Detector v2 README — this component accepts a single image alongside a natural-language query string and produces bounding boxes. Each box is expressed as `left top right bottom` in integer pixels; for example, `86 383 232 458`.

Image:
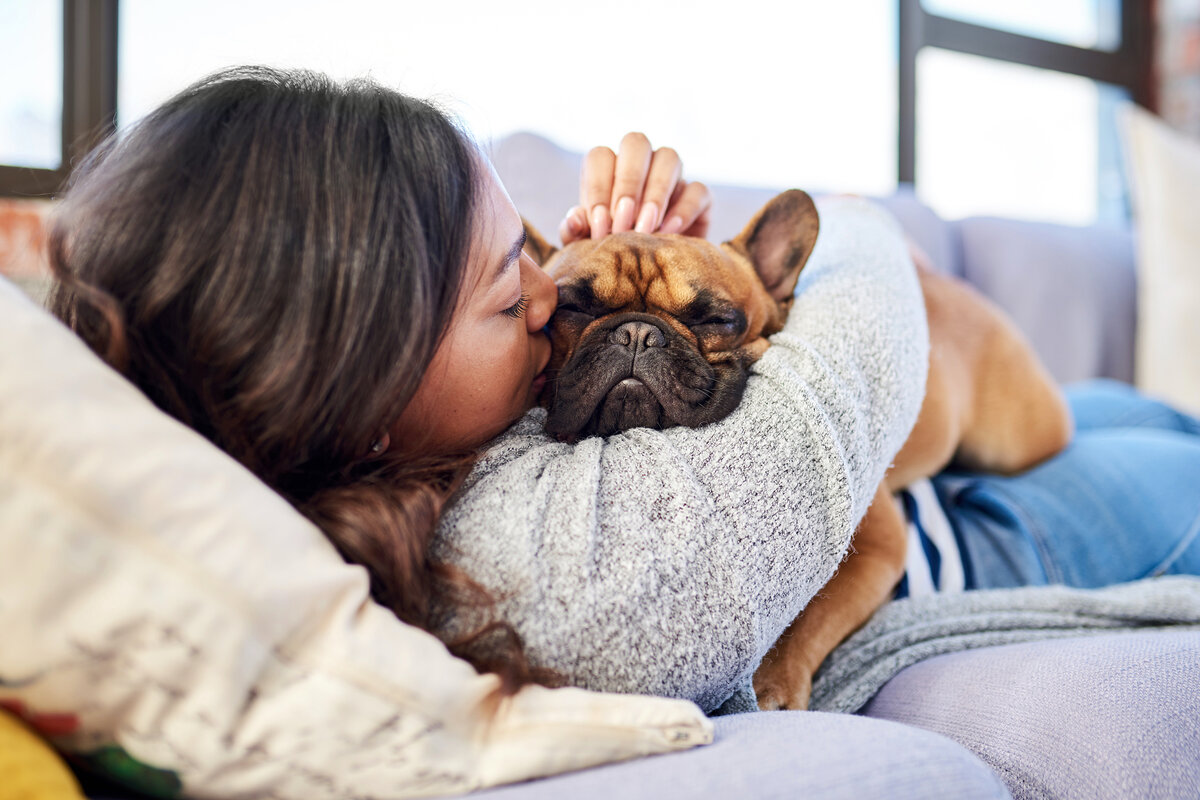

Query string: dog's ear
521 217 559 267
726 190 819 302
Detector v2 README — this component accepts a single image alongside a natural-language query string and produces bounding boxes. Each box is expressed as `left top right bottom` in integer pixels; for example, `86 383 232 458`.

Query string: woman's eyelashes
502 292 530 319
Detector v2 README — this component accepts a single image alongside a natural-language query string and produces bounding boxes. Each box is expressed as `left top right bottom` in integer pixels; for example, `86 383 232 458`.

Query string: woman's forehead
464 162 523 294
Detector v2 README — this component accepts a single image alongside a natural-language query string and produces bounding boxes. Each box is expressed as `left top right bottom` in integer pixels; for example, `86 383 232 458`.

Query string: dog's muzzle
543 312 749 441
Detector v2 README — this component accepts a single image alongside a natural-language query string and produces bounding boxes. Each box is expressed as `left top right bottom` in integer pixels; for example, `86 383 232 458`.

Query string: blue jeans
933 379 1200 590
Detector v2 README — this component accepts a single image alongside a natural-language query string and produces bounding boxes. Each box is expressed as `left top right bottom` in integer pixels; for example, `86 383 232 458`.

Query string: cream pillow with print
1121 104 1200 415
0 276 711 799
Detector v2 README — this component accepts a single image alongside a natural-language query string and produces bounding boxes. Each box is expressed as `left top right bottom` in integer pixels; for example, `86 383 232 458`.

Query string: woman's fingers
635 147 682 234
559 204 590 245
609 132 654 233
581 146 616 238
577 134 709 240
660 180 712 238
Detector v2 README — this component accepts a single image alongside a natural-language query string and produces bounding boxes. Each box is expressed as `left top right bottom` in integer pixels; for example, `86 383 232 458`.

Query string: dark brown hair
48 66 549 691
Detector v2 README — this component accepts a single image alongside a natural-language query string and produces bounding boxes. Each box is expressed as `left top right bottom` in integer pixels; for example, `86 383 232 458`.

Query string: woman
48 66 1200 719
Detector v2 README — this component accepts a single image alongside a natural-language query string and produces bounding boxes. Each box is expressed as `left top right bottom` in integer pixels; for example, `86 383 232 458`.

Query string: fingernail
564 213 582 234
660 215 683 235
590 204 611 238
635 201 660 234
612 196 635 233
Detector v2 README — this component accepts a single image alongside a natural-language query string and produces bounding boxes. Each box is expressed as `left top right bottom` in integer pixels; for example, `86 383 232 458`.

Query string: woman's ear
521 218 559 267
725 190 820 302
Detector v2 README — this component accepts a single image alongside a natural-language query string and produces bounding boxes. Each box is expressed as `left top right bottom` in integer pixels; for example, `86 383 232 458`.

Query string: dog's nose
608 320 667 351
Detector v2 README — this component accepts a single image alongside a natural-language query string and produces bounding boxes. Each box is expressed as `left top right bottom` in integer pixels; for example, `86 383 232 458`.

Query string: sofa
475 133 1198 799
6 131 1198 800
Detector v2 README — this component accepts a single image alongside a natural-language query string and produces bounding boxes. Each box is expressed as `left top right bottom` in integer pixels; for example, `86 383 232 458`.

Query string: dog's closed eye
691 312 747 337
556 302 594 318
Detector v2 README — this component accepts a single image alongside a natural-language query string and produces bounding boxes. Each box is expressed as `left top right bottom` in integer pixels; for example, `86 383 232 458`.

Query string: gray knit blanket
714 576 1200 715
433 197 1200 715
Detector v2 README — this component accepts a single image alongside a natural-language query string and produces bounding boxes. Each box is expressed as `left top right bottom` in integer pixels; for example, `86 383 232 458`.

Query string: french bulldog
523 191 1073 710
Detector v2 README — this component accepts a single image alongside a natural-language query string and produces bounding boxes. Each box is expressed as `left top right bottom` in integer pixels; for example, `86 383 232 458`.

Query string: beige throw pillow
0 276 711 799
1120 103 1200 415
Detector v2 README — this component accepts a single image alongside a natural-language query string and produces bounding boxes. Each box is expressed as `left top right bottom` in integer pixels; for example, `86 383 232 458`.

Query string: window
921 0 1122 51
0 1 63 170
117 0 898 197
900 0 1153 224
916 49 1129 224
0 0 117 198
3 1 1156 225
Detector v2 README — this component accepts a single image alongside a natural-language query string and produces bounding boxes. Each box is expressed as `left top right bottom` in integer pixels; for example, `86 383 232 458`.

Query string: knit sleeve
432 197 929 712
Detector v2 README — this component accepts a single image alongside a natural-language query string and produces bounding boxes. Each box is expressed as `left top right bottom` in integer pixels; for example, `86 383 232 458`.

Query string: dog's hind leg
753 484 908 710
954 319 1074 475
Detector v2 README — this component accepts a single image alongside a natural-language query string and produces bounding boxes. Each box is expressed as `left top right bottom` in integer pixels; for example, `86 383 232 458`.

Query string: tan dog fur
525 192 1074 711
752 248 1073 710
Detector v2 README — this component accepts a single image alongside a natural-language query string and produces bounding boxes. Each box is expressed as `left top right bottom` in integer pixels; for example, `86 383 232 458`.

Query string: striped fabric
893 479 966 599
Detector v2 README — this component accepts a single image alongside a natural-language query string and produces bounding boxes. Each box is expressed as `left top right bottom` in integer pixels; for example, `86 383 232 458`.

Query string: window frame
897 0 1157 184
0 1 1158 198
0 0 117 197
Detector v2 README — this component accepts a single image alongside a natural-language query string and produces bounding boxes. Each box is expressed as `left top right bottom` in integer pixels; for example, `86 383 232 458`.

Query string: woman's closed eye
502 292 530 319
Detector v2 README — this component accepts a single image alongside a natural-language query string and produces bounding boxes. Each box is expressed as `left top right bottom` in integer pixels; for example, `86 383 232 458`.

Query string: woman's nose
522 253 558 332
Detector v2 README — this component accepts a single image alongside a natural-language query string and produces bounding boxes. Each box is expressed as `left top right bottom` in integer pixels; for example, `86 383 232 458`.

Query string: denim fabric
862 630 1200 800
934 379 1200 590
467 711 1009 800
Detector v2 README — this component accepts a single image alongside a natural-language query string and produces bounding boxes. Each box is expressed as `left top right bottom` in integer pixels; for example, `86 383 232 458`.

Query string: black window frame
898 0 1157 184
0 1 1158 198
0 0 117 198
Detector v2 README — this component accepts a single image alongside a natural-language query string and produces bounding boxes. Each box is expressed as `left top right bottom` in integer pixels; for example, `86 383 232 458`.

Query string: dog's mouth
588 377 666 437
541 313 753 442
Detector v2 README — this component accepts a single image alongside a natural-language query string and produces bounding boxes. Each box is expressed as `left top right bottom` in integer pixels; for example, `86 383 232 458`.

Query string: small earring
368 432 391 457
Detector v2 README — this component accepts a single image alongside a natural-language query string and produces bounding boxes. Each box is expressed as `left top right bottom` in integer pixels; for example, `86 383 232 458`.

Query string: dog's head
530 190 819 441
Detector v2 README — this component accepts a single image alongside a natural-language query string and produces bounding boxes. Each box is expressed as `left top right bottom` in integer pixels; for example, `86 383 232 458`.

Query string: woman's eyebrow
489 230 528 289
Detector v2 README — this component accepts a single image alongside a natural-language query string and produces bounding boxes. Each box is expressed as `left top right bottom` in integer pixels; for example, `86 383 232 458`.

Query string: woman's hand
559 132 712 244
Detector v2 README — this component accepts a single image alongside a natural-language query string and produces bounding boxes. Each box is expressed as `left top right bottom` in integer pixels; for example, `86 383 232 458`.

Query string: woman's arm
433 197 928 712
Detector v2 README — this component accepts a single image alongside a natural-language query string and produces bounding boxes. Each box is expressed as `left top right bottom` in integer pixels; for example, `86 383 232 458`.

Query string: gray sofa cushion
488 134 960 277
468 710 1009 800
861 630 1200 800
955 217 1137 384
875 188 963 277
86 631 1200 799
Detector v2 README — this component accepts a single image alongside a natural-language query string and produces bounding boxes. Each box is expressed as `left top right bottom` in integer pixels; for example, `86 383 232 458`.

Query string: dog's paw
753 664 813 711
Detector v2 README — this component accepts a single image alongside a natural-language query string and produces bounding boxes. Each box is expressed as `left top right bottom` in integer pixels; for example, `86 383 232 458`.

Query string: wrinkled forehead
548 234 744 311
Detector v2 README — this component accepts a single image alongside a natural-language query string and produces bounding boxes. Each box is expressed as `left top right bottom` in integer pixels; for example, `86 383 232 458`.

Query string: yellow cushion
0 710 84 800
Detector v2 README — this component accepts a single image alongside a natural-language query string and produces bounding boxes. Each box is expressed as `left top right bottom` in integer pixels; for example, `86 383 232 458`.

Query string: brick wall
1158 0 1200 135
0 199 53 304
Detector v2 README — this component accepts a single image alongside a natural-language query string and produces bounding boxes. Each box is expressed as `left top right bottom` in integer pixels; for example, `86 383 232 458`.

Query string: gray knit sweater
433 198 1200 714
433 197 926 711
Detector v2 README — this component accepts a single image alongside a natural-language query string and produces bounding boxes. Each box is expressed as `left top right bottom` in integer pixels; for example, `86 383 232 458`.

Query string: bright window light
116 1 1129 224
0 0 62 169
917 48 1112 225
118 0 898 196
